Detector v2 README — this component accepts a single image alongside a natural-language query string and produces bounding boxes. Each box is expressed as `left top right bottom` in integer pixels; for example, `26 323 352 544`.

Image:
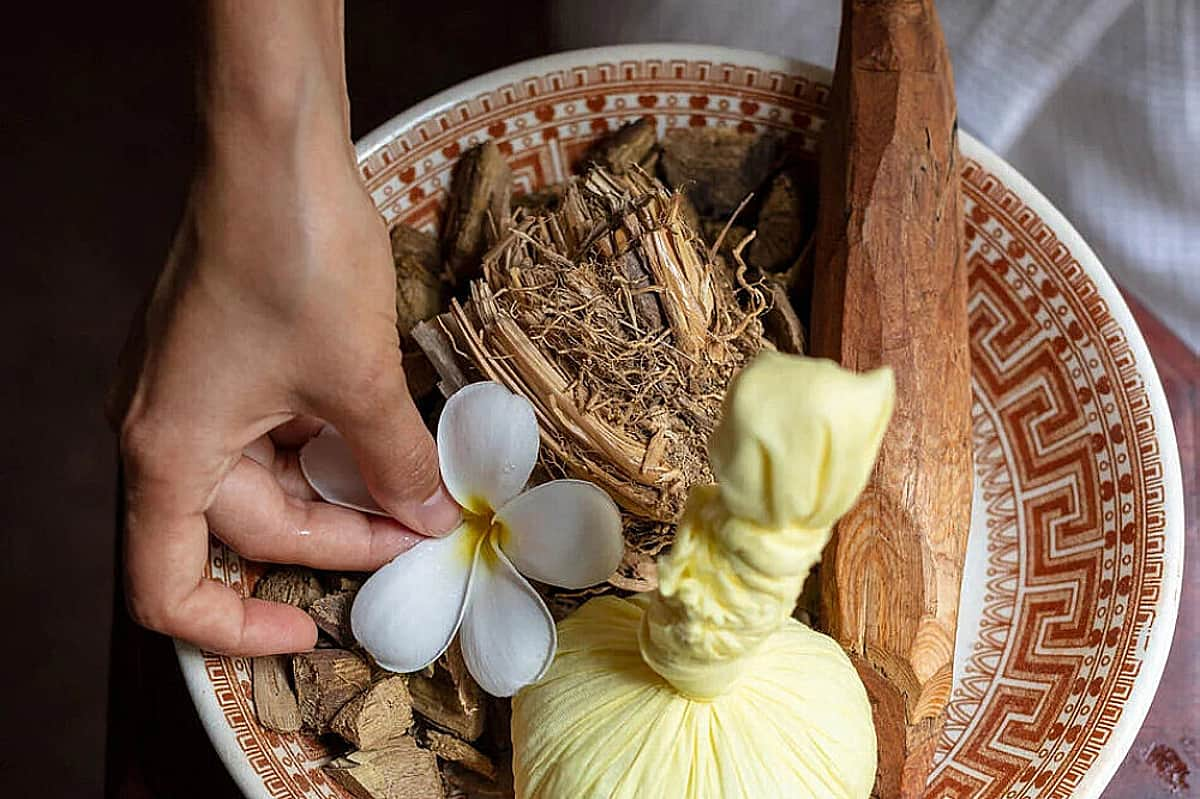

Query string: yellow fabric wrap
511 353 895 799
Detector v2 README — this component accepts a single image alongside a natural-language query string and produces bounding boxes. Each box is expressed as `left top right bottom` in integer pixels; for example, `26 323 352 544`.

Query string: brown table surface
105 293 1197 798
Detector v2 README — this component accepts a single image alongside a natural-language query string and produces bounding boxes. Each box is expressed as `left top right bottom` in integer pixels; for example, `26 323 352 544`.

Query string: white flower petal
495 479 624 589
459 538 556 697
299 426 385 515
351 523 480 672
438 382 539 513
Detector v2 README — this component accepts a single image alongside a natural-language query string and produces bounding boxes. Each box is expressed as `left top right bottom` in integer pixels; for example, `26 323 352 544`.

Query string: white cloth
552 0 1200 352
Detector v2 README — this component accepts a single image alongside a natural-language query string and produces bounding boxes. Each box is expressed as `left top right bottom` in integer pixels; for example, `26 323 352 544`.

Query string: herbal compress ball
511 352 895 799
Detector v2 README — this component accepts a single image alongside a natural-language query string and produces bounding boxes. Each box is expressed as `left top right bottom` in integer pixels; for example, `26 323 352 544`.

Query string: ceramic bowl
177 44 1184 799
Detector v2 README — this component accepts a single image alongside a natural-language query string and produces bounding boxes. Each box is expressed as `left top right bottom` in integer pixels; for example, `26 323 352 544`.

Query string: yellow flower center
455 505 510 566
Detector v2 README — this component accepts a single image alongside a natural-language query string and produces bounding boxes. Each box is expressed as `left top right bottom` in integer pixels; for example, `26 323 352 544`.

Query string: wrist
200 1 351 177
202 92 352 185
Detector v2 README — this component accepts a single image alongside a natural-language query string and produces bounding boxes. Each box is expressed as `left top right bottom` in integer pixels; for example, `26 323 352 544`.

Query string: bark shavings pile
248 566 510 799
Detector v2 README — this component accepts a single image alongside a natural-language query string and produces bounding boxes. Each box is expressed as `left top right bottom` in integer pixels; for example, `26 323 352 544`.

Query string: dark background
1 2 1193 797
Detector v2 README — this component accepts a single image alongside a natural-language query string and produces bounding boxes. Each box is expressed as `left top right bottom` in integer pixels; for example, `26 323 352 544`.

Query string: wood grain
810 1 972 795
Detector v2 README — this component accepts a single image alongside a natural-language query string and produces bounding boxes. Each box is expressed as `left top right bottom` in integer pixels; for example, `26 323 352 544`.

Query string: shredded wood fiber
446 166 768 528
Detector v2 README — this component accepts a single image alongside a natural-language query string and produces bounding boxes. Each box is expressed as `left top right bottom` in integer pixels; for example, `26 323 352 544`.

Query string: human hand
107 0 460 657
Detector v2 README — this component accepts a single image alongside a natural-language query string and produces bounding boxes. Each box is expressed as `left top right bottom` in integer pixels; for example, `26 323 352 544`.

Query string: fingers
307 349 460 536
121 441 319 655
207 455 426 570
144 581 319 656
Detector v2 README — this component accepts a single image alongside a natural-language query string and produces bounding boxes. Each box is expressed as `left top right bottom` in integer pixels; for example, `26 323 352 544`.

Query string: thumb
310 350 461 536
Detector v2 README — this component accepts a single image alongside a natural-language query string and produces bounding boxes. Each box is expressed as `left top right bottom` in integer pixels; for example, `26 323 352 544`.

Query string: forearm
200 1 350 170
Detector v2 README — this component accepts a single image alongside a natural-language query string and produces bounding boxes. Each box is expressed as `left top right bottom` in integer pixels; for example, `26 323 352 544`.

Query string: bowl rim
182 43 1185 799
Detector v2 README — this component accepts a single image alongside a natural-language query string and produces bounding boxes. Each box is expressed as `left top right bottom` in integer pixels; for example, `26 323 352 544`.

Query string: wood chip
402 348 439 400
585 116 657 174
442 142 512 284
748 170 808 273
761 279 805 354
253 567 323 610
618 249 665 332
324 737 443 799
441 760 514 799
332 675 414 749
512 185 565 214
419 729 497 781
608 545 659 592
408 641 485 741
661 127 779 216
308 590 356 647
293 649 372 732
321 572 365 594
391 223 446 339
412 316 470 399
251 655 301 733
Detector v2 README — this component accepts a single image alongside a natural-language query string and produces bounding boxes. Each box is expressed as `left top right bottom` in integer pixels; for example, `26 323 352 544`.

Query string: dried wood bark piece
419 729 497 781
403 348 439 401
760 279 805 354
441 759 514 799
408 641 485 741
660 127 779 216
321 572 365 594
293 649 372 732
608 546 659 592
390 223 446 339
442 142 512 284
324 737 443 799
585 117 657 174
253 567 323 610
512 185 565 214
308 590 356 647
331 675 414 749
617 249 666 332
541 584 611 623
811 1 971 795
748 170 808 273
252 655 301 733
412 316 471 399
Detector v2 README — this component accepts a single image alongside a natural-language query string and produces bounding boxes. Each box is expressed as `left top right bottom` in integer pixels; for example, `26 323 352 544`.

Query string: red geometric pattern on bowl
179 47 1178 799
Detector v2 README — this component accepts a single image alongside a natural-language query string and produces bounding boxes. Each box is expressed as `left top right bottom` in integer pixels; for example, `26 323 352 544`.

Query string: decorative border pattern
926 160 1167 798
183 53 1169 799
935 396 1022 764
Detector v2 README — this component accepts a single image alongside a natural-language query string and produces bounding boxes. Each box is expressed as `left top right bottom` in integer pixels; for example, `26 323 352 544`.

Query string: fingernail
415 483 462 536
372 520 425 561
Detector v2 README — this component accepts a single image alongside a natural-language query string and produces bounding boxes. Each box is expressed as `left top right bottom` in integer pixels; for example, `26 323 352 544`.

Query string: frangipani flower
299 381 624 697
